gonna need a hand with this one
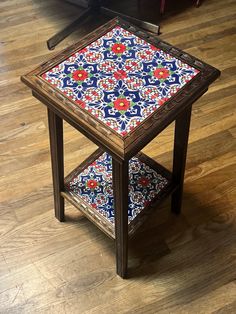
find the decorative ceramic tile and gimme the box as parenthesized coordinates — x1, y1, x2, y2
(42, 26, 199, 136)
(67, 153, 169, 224)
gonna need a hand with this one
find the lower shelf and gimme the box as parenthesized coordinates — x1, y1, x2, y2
(63, 149, 176, 238)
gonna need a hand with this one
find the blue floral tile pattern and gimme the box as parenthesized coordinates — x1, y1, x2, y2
(67, 153, 169, 224)
(42, 26, 199, 136)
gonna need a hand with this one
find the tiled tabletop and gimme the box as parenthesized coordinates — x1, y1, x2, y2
(42, 25, 199, 137)
(22, 18, 220, 159)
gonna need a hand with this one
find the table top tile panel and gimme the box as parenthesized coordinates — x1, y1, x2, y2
(67, 152, 169, 225)
(42, 25, 199, 136)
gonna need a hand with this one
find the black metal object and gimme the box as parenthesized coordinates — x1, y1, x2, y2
(47, 0, 160, 50)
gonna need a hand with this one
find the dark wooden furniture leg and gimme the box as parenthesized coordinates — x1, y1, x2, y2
(100, 7, 160, 34)
(47, 0, 160, 50)
(47, 109, 65, 221)
(171, 106, 192, 214)
(160, 0, 166, 15)
(112, 158, 129, 278)
(196, 0, 201, 7)
(47, 7, 93, 50)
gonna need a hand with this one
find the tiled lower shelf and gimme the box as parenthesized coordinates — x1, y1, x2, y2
(62, 149, 175, 238)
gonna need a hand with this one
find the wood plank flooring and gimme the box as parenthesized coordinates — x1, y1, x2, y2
(0, 0, 236, 313)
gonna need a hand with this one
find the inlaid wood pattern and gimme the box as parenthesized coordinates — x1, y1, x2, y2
(0, 0, 235, 313)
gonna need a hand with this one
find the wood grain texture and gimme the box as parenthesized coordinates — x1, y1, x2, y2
(0, 0, 235, 313)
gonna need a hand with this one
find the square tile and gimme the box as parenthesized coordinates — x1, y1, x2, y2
(42, 26, 199, 136)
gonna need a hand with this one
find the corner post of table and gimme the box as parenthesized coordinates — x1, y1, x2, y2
(112, 158, 129, 278)
(171, 105, 192, 214)
(47, 108, 65, 221)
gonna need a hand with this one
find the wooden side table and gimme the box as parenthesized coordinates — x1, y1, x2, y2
(21, 18, 220, 278)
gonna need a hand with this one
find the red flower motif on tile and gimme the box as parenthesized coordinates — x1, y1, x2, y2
(138, 177, 150, 186)
(144, 200, 151, 207)
(150, 45, 159, 51)
(114, 70, 127, 80)
(86, 179, 98, 189)
(121, 130, 128, 136)
(72, 69, 88, 81)
(113, 98, 130, 111)
(76, 99, 86, 108)
(79, 47, 87, 54)
(111, 43, 126, 54)
(158, 97, 169, 105)
(153, 68, 170, 79)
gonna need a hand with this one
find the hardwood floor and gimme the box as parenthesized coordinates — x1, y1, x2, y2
(0, 0, 235, 313)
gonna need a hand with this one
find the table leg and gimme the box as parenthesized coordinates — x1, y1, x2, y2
(112, 158, 129, 278)
(47, 109, 65, 221)
(160, 0, 166, 14)
(171, 106, 192, 214)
